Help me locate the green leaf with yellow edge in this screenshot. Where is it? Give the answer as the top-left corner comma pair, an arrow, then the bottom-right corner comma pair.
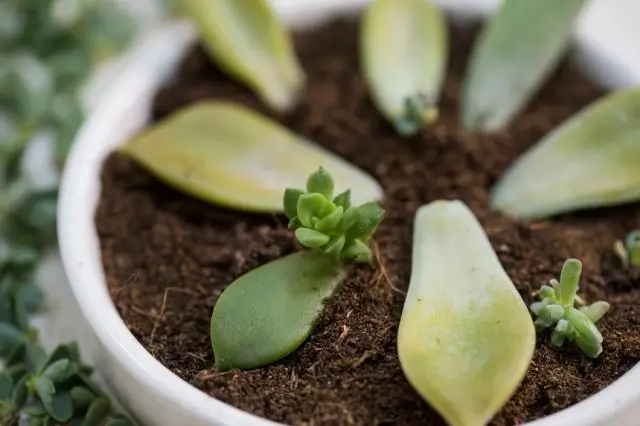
179,0 -> 305,112
211,251 -> 347,372
361,0 -> 447,136
461,0 -> 587,132
120,101 -> 383,213
492,89 -> 640,220
397,200 -> 535,426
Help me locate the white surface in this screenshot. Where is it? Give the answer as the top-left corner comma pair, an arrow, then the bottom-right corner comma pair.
55,1 -> 640,425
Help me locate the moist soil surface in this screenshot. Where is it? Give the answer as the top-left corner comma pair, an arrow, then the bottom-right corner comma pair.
96,18 -> 640,426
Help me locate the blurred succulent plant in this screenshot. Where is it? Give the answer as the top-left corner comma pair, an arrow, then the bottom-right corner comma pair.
0,0 -> 142,424
284,167 -> 385,264
530,259 -> 610,358
613,230 -> 640,269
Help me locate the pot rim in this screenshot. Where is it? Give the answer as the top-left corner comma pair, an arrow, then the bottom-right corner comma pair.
58,1 -> 640,425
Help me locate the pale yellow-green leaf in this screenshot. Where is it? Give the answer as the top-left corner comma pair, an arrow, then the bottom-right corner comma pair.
361,0 -> 448,136
179,0 -> 305,112
119,101 -> 383,212
398,200 -> 535,426
461,0 -> 587,132
492,89 -> 640,220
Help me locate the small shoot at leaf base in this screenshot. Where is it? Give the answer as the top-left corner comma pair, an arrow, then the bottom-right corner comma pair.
530,259 -> 610,358
284,167 -> 385,264
393,94 -> 439,137
613,230 -> 640,269
361,0 -> 447,136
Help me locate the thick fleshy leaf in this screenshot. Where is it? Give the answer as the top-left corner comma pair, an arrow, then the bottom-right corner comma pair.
41,359 -> 78,384
492,89 -> 640,220
179,0 -> 305,112
361,0 -> 447,136
0,323 -> 27,356
49,391 -> 74,422
70,386 -> 96,409
120,102 -> 383,212
34,377 -> 55,411
82,398 -> 111,426
0,373 -> 13,402
105,416 -> 135,426
211,251 -> 347,371
11,375 -> 28,407
461,0 -> 587,132
397,200 -> 535,426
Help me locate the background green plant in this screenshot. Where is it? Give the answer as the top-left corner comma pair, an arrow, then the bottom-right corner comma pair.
0,0 -> 145,424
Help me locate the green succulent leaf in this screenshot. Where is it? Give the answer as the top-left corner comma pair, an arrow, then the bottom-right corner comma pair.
297,194 -> 328,229
34,376 -> 55,411
105,414 -> 135,426
18,282 -> 44,312
361,0 -> 447,135
339,206 -> 359,234
283,188 -> 304,219
179,0 -> 305,112
0,323 -> 27,356
6,365 -> 28,383
82,397 -> 111,426
119,102 -> 382,212
341,239 -> 373,264
314,206 -> 344,233
211,251 -> 347,372
461,0 -> 587,132
622,230 -> 640,268
306,167 -> 334,200
491,88 -> 640,220
10,374 -> 28,407
295,228 -> 330,248
41,359 -> 78,384
345,202 -> 385,242
0,373 -> 13,402
557,259 -> 581,306
70,386 -> 96,409
49,391 -> 74,422
320,235 -> 347,259
44,343 -> 81,367
26,342 -> 48,372
332,190 -> 351,210
398,200 -> 535,426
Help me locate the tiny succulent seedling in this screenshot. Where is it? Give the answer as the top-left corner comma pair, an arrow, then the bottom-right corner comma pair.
211,168 -> 385,372
613,230 -> 640,269
284,167 -> 385,264
530,259 -> 610,358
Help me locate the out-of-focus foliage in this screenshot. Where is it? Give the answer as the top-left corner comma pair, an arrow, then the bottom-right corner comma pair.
0,0 -> 140,424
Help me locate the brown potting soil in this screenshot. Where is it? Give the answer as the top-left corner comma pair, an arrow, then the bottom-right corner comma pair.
96,18 -> 640,426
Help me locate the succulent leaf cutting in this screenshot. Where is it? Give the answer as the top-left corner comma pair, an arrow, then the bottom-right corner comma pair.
530,259 -> 610,358
284,167 -> 385,264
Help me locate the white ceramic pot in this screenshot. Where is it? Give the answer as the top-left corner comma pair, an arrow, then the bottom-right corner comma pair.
58,1 -> 640,425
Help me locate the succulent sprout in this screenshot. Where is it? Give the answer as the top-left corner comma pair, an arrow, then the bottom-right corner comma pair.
530,259 -> 610,358
284,167 -> 385,264
613,230 -> 640,269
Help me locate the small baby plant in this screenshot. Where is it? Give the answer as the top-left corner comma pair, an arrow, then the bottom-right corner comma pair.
531,259 -> 610,358
284,167 -> 385,264
613,230 -> 640,269
210,168 -> 385,372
